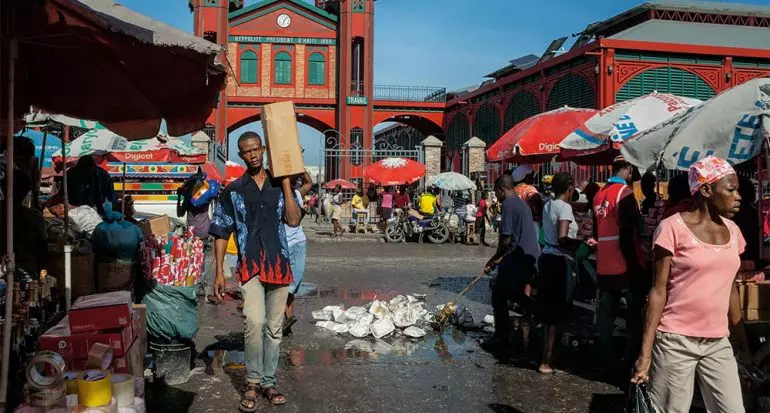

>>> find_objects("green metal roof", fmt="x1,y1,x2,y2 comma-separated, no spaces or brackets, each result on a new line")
229,0,338,22
611,19,770,50
585,0,770,38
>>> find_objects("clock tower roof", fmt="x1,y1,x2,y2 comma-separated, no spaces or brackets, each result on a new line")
229,0,338,23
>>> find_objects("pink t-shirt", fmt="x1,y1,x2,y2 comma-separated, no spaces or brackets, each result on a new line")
653,213,745,338
380,192,394,209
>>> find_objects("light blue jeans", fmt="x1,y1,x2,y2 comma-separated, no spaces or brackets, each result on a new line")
240,277,289,388
287,242,307,295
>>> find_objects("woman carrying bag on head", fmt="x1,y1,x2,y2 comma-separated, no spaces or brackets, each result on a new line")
631,156,752,413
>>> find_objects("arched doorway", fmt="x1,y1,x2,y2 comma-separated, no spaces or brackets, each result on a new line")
615,67,717,102
445,113,469,172
472,103,500,146
547,73,596,110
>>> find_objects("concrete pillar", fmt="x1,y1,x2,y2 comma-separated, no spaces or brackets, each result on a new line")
421,135,443,182
191,130,211,157
462,137,486,177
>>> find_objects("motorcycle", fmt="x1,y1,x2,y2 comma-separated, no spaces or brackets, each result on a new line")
385,208,450,244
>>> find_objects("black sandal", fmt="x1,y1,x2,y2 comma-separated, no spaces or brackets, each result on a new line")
263,387,287,405
239,383,261,412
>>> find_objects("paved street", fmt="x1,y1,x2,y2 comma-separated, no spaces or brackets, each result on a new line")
146,223,624,413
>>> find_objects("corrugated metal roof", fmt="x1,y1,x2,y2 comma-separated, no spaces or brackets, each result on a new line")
610,19,770,49
646,1,770,17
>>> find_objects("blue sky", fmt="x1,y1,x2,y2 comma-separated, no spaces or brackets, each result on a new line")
119,0,769,164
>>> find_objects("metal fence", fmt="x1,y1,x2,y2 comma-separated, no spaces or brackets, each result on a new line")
347,82,447,103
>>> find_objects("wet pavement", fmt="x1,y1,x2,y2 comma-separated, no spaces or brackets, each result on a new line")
146,229,625,413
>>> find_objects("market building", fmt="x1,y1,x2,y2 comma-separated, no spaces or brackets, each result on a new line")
190,0,447,182
374,1,770,176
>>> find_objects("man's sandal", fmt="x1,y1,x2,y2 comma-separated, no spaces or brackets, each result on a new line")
263,387,287,405
239,383,261,412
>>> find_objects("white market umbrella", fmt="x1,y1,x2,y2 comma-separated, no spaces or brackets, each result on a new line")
427,172,477,191
560,92,702,160
621,78,770,171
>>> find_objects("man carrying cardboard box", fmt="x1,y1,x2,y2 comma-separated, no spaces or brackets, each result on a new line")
210,131,302,410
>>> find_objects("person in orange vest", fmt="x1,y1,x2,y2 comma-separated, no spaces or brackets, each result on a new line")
592,156,646,379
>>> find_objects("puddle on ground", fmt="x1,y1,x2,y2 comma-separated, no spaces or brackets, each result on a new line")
204,328,484,370
294,283,401,306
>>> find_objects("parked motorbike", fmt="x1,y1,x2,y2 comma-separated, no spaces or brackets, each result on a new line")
385,208,450,244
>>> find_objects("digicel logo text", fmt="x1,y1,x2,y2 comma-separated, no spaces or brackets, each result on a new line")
124,152,156,162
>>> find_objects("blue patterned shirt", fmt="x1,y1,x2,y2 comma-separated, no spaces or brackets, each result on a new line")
209,174,293,285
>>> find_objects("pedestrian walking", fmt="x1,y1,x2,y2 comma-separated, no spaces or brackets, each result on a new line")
592,156,646,379
631,156,752,413
210,131,302,411
331,185,345,236
482,175,540,353
475,191,490,246
284,171,313,336
537,172,585,374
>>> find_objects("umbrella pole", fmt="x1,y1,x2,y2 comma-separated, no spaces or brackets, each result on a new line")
122,162,126,215
1,37,16,409
62,126,71,312
37,130,48,206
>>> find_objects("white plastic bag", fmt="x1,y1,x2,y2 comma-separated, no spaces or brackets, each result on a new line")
403,326,427,338
68,205,103,234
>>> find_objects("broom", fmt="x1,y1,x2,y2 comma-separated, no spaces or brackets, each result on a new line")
433,247,516,329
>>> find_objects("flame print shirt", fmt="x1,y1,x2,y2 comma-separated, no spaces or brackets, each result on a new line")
209,174,293,286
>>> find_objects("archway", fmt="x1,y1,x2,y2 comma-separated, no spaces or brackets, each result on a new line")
226,110,335,170
445,113,469,172
504,91,541,131
547,73,596,110
616,66,717,102
472,103,500,146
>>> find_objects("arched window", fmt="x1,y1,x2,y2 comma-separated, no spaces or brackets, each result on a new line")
274,51,292,85
239,50,258,84
308,53,326,86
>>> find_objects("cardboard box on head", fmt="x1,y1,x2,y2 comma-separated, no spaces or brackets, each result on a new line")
262,101,305,178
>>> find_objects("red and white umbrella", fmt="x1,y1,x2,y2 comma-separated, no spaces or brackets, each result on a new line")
323,179,357,190
559,92,702,163
487,106,597,163
225,161,247,185
364,157,426,186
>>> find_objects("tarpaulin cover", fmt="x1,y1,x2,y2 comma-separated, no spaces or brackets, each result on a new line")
142,284,199,341
11,0,226,139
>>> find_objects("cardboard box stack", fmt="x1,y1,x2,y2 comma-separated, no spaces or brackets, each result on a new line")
38,291,145,375
737,281,770,322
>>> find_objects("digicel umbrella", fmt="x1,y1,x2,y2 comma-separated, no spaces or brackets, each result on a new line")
559,93,701,164
225,161,247,185
323,179,357,190
52,128,207,167
364,157,426,186
487,106,598,163
621,78,770,171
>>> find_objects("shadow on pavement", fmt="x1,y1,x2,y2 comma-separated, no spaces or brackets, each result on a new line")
488,403,525,413
146,380,197,413
588,393,626,413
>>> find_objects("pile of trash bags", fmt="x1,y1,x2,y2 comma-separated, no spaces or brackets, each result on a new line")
313,294,432,339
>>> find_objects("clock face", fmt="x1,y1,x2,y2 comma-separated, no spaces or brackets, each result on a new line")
277,13,291,28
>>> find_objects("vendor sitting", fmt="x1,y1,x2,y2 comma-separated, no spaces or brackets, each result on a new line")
351,189,367,219
2,172,47,278
66,155,115,215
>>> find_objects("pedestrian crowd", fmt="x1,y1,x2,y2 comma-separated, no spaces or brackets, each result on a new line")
202,131,755,412
482,157,755,413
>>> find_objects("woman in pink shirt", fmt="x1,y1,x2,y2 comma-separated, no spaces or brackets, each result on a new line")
631,156,752,413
